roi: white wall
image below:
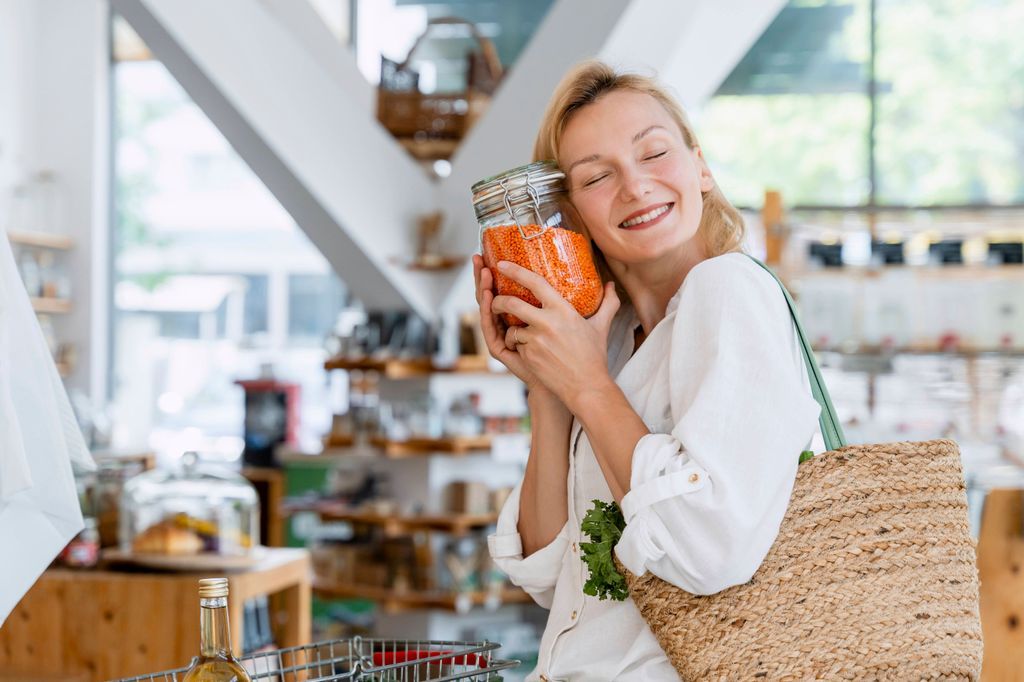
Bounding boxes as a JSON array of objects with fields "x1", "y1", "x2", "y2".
[
  {"x1": 0, "y1": 1, "x2": 37, "y2": 225},
  {"x1": 0, "y1": 0, "x2": 111, "y2": 404}
]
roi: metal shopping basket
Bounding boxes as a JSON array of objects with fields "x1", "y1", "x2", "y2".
[{"x1": 113, "y1": 636, "x2": 519, "y2": 681}]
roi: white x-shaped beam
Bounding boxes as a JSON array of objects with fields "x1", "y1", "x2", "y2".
[{"x1": 111, "y1": 0, "x2": 783, "y2": 321}]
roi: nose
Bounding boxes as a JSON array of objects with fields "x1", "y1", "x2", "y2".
[{"x1": 618, "y1": 164, "x2": 652, "y2": 202}]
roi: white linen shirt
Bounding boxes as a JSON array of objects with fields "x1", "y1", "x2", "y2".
[{"x1": 488, "y1": 253, "x2": 822, "y2": 681}]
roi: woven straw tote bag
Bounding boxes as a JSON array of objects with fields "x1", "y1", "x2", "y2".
[{"x1": 613, "y1": 257, "x2": 983, "y2": 680}]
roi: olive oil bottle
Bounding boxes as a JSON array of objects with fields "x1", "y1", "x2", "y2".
[{"x1": 181, "y1": 578, "x2": 252, "y2": 682}]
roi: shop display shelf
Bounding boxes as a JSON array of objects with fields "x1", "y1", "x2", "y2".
[
  {"x1": 323, "y1": 433, "x2": 356, "y2": 448},
  {"x1": 282, "y1": 501, "x2": 497, "y2": 536},
  {"x1": 369, "y1": 434, "x2": 492, "y2": 457},
  {"x1": 280, "y1": 435, "x2": 498, "y2": 463},
  {"x1": 30, "y1": 296, "x2": 71, "y2": 314},
  {"x1": 323, "y1": 354, "x2": 493, "y2": 377},
  {"x1": 312, "y1": 579, "x2": 532, "y2": 613},
  {"x1": 813, "y1": 343, "x2": 1024, "y2": 358},
  {"x1": 325, "y1": 355, "x2": 434, "y2": 378},
  {"x1": 6, "y1": 229, "x2": 74, "y2": 249}
]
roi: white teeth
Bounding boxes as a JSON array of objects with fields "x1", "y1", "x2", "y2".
[{"x1": 621, "y1": 204, "x2": 670, "y2": 228}]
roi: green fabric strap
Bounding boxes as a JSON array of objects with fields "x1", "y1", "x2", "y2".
[{"x1": 746, "y1": 256, "x2": 847, "y2": 451}]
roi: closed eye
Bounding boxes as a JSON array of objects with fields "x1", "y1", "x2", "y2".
[
  {"x1": 583, "y1": 173, "x2": 610, "y2": 187},
  {"x1": 644, "y1": 151, "x2": 668, "y2": 161}
]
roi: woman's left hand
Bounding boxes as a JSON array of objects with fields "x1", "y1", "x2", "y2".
[{"x1": 490, "y1": 260, "x2": 620, "y2": 413}]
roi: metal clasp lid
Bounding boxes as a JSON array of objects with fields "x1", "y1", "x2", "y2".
[
  {"x1": 499, "y1": 173, "x2": 546, "y2": 240},
  {"x1": 470, "y1": 160, "x2": 567, "y2": 241}
]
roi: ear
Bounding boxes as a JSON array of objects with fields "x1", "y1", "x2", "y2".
[{"x1": 693, "y1": 147, "x2": 716, "y2": 193}]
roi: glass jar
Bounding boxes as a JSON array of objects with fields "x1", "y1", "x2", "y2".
[
  {"x1": 94, "y1": 457, "x2": 149, "y2": 548},
  {"x1": 120, "y1": 452, "x2": 259, "y2": 556},
  {"x1": 471, "y1": 161, "x2": 603, "y2": 326}
]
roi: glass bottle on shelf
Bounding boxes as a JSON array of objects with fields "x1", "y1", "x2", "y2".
[{"x1": 181, "y1": 578, "x2": 252, "y2": 682}]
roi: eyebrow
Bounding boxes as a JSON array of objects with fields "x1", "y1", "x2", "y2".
[
  {"x1": 632, "y1": 125, "x2": 665, "y2": 143},
  {"x1": 565, "y1": 125, "x2": 669, "y2": 174}
]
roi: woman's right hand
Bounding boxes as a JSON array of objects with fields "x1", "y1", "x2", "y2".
[{"x1": 473, "y1": 254, "x2": 541, "y2": 390}]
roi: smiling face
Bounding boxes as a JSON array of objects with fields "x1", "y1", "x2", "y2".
[{"x1": 559, "y1": 90, "x2": 715, "y2": 271}]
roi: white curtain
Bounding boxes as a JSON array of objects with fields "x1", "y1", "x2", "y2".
[{"x1": 0, "y1": 235, "x2": 94, "y2": 624}]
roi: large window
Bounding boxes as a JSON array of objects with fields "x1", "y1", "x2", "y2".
[
  {"x1": 696, "y1": 0, "x2": 1024, "y2": 209},
  {"x1": 874, "y1": 0, "x2": 1024, "y2": 205},
  {"x1": 111, "y1": 18, "x2": 348, "y2": 462}
]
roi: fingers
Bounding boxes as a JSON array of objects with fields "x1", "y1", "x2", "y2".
[
  {"x1": 495, "y1": 261, "x2": 564, "y2": 310},
  {"x1": 491, "y1": 294, "x2": 544, "y2": 327},
  {"x1": 504, "y1": 325, "x2": 530, "y2": 351},
  {"x1": 591, "y1": 282, "x2": 621, "y2": 329},
  {"x1": 480, "y1": 289, "x2": 510, "y2": 359},
  {"x1": 473, "y1": 255, "x2": 482, "y2": 305},
  {"x1": 474, "y1": 255, "x2": 495, "y2": 308}
]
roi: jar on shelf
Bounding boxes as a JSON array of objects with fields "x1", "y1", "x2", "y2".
[
  {"x1": 7, "y1": 170, "x2": 68, "y2": 235},
  {"x1": 94, "y1": 456, "x2": 149, "y2": 547},
  {"x1": 471, "y1": 160, "x2": 603, "y2": 326},
  {"x1": 120, "y1": 451, "x2": 259, "y2": 556},
  {"x1": 58, "y1": 517, "x2": 100, "y2": 568}
]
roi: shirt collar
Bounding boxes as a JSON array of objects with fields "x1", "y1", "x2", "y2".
[{"x1": 664, "y1": 283, "x2": 686, "y2": 318}]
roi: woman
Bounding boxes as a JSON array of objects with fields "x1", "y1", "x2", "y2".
[{"x1": 474, "y1": 61, "x2": 821, "y2": 681}]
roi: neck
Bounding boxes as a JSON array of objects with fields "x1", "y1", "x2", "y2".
[
  {"x1": 611, "y1": 241, "x2": 708, "y2": 334},
  {"x1": 199, "y1": 597, "x2": 232, "y2": 657}
]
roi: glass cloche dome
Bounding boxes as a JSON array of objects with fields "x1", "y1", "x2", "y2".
[{"x1": 120, "y1": 451, "x2": 259, "y2": 556}]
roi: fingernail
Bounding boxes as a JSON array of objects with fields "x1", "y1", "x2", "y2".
[{"x1": 496, "y1": 261, "x2": 510, "y2": 271}]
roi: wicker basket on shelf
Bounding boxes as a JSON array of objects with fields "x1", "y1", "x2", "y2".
[{"x1": 377, "y1": 17, "x2": 503, "y2": 159}]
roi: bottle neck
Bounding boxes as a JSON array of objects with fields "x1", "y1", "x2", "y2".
[{"x1": 199, "y1": 596, "x2": 232, "y2": 657}]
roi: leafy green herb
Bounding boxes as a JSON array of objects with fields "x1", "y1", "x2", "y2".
[
  {"x1": 580, "y1": 499, "x2": 629, "y2": 601},
  {"x1": 799, "y1": 449, "x2": 815, "y2": 463}
]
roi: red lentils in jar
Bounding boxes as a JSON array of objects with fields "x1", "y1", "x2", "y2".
[{"x1": 472, "y1": 161, "x2": 603, "y2": 327}]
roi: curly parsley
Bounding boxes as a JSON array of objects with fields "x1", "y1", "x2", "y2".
[{"x1": 580, "y1": 499, "x2": 629, "y2": 601}]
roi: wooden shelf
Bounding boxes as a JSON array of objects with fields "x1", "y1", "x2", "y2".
[
  {"x1": 279, "y1": 435, "x2": 499, "y2": 463},
  {"x1": 398, "y1": 137, "x2": 460, "y2": 161},
  {"x1": 389, "y1": 254, "x2": 467, "y2": 271},
  {"x1": 323, "y1": 354, "x2": 494, "y2": 377},
  {"x1": 324, "y1": 355, "x2": 434, "y2": 378},
  {"x1": 283, "y1": 501, "x2": 497, "y2": 536},
  {"x1": 6, "y1": 230, "x2": 74, "y2": 250},
  {"x1": 312, "y1": 579, "x2": 531, "y2": 612},
  {"x1": 31, "y1": 297, "x2": 71, "y2": 314},
  {"x1": 369, "y1": 434, "x2": 492, "y2": 457}
]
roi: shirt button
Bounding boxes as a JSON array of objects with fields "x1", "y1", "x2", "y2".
[
  {"x1": 571, "y1": 542, "x2": 577, "y2": 553},
  {"x1": 540, "y1": 676, "x2": 549, "y2": 682},
  {"x1": 571, "y1": 610, "x2": 578, "y2": 620},
  {"x1": 688, "y1": 472, "x2": 700, "y2": 483}
]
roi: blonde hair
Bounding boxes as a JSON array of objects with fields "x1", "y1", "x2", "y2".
[{"x1": 533, "y1": 60, "x2": 745, "y2": 258}]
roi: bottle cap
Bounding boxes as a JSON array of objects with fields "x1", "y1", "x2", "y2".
[{"x1": 198, "y1": 578, "x2": 229, "y2": 598}]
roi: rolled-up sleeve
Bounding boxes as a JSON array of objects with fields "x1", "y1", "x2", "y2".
[
  {"x1": 488, "y1": 479, "x2": 568, "y2": 608},
  {"x1": 613, "y1": 257, "x2": 821, "y2": 596}
]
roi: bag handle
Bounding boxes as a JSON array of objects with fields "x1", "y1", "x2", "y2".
[
  {"x1": 746, "y1": 256, "x2": 847, "y2": 451},
  {"x1": 398, "y1": 17, "x2": 504, "y2": 83}
]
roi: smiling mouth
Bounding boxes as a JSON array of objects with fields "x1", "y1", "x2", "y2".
[{"x1": 619, "y1": 203, "x2": 673, "y2": 230}]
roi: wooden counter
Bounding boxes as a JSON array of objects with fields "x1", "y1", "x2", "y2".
[
  {"x1": 978, "y1": 489, "x2": 1024, "y2": 681},
  {"x1": 0, "y1": 548, "x2": 310, "y2": 681}
]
